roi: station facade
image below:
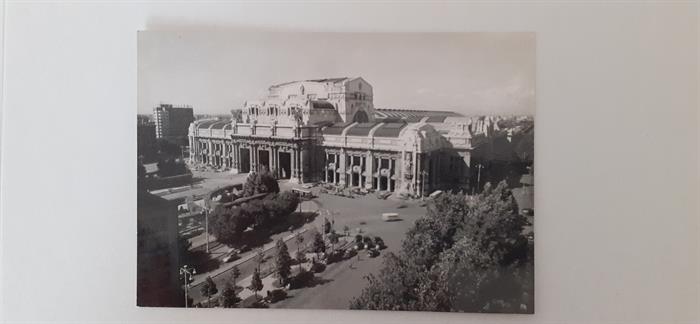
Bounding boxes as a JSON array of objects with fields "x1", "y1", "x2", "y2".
[{"x1": 188, "y1": 77, "x2": 497, "y2": 196}]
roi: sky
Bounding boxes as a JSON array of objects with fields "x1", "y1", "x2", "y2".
[{"x1": 138, "y1": 31, "x2": 535, "y2": 116}]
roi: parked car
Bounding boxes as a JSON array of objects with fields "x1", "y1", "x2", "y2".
[
  {"x1": 381, "y1": 212, "x2": 400, "y2": 221},
  {"x1": 343, "y1": 248, "x2": 357, "y2": 259},
  {"x1": 377, "y1": 191, "x2": 391, "y2": 200},
  {"x1": 367, "y1": 249, "x2": 380, "y2": 258},
  {"x1": 289, "y1": 270, "x2": 314, "y2": 289},
  {"x1": 374, "y1": 237, "x2": 386, "y2": 249},
  {"x1": 326, "y1": 250, "x2": 344, "y2": 264},
  {"x1": 222, "y1": 252, "x2": 239, "y2": 263}
]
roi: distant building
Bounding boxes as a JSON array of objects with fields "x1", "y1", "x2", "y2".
[
  {"x1": 153, "y1": 104, "x2": 195, "y2": 144},
  {"x1": 137, "y1": 117, "x2": 157, "y2": 160}
]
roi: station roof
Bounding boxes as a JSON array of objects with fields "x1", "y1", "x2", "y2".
[
  {"x1": 372, "y1": 122, "x2": 407, "y2": 138},
  {"x1": 197, "y1": 119, "x2": 232, "y2": 130},
  {"x1": 375, "y1": 108, "x2": 462, "y2": 122},
  {"x1": 322, "y1": 122, "x2": 353, "y2": 135},
  {"x1": 311, "y1": 101, "x2": 335, "y2": 110},
  {"x1": 346, "y1": 122, "x2": 380, "y2": 136}
]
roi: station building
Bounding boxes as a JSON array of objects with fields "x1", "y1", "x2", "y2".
[{"x1": 188, "y1": 77, "x2": 501, "y2": 196}]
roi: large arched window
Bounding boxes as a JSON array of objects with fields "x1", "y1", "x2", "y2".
[{"x1": 353, "y1": 110, "x2": 369, "y2": 123}]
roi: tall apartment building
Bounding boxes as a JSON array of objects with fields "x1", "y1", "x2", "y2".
[{"x1": 153, "y1": 104, "x2": 195, "y2": 143}]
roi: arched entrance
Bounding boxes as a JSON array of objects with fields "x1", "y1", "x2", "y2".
[{"x1": 353, "y1": 110, "x2": 369, "y2": 123}]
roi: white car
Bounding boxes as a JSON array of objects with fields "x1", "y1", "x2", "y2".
[{"x1": 222, "y1": 252, "x2": 238, "y2": 263}]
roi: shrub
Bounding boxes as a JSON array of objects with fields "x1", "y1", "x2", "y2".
[
  {"x1": 310, "y1": 261, "x2": 326, "y2": 273},
  {"x1": 266, "y1": 289, "x2": 288, "y2": 303}
]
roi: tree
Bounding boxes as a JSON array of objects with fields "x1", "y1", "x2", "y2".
[
  {"x1": 208, "y1": 205, "x2": 254, "y2": 244},
  {"x1": 328, "y1": 231, "x2": 339, "y2": 253},
  {"x1": 230, "y1": 265, "x2": 241, "y2": 288},
  {"x1": 242, "y1": 171, "x2": 280, "y2": 197},
  {"x1": 157, "y1": 157, "x2": 190, "y2": 177},
  {"x1": 351, "y1": 181, "x2": 531, "y2": 312},
  {"x1": 255, "y1": 249, "x2": 265, "y2": 270},
  {"x1": 248, "y1": 268, "x2": 264, "y2": 300},
  {"x1": 343, "y1": 225, "x2": 350, "y2": 237},
  {"x1": 219, "y1": 282, "x2": 239, "y2": 308},
  {"x1": 311, "y1": 230, "x2": 325, "y2": 257},
  {"x1": 274, "y1": 239, "x2": 292, "y2": 285},
  {"x1": 200, "y1": 276, "x2": 218, "y2": 307},
  {"x1": 324, "y1": 218, "x2": 332, "y2": 234},
  {"x1": 295, "y1": 233, "x2": 305, "y2": 271}
]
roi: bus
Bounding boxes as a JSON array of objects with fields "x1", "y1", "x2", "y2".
[
  {"x1": 381, "y1": 212, "x2": 400, "y2": 222},
  {"x1": 292, "y1": 188, "x2": 313, "y2": 200}
]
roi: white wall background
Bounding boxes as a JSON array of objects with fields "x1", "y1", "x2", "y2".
[{"x1": 1, "y1": 1, "x2": 698, "y2": 323}]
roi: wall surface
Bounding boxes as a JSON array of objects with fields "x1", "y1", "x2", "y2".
[{"x1": 1, "y1": 1, "x2": 698, "y2": 323}]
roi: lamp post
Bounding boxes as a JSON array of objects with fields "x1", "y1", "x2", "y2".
[
  {"x1": 420, "y1": 170, "x2": 428, "y2": 199},
  {"x1": 203, "y1": 197, "x2": 212, "y2": 253},
  {"x1": 473, "y1": 163, "x2": 484, "y2": 195},
  {"x1": 179, "y1": 265, "x2": 196, "y2": 308}
]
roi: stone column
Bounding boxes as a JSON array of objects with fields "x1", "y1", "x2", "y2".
[
  {"x1": 375, "y1": 158, "x2": 382, "y2": 190},
  {"x1": 412, "y1": 150, "x2": 418, "y2": 195},
  {"x1": 365, "y1": 152, "x2": 374, "y2": 190},
  {"x1": 231, "y1": 143, "x2": 238, "y2": 173},
  {"x1": 417, "y1": 153, "x2": 422, "y2": 196},
  {"x1": 290, "y1": 148, "x2": 298, "y2": 182},
  {"x1": 299, "y1": 147, "x2": 306, "y2": 183},
  {"x1": 271, "y1": 147, "x2": 277, "y2": 178},
  {"x1": 388, "y1": 158, "x2": 394, "y2": 192},
  {"x1": 335, "y1": 154, "x2": 339, "y2": 184},
  {"x1": 323, "y1": 152, "x2": 328, "y2": 183},
  {"x1": 338, "y1": 149, "x2": 346, "y2": 187},
  {"x1": 249, "y1": 145, "x2": 256, "y2": 173}
]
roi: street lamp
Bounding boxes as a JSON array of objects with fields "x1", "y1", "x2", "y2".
[
  {"x1": 202, "y1": 196, "x2": 215, "y2": 254},
  {"x1": 179, "y1": 265, "x2": 196, "y2": 308},
  {"x1": 419, "y1": 170, "x2": 428, "y2": 199},
  {"x1": 474, "y1": 163, "x2": 484, "y2": 195}
]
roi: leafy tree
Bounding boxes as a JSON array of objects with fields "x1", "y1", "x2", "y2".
[
  {"x1": 295, "y1": 233, "x2": 305, "y2": 271},
  {"x1": 219, "y1": 282, "x2": 239, "y2": 308},
  {"x1": 157, "y1": 157, "x2": 190, "y2": 177},
  {"x1": 200, "y1": 276, "x2": 218, "y2": 307},
  {"x1": 514, "y1": 130, "x2": 534, "y2": 163},
  {"x1": 248, "y1": 268, "x2": 264, "y2": 300},
  {"x1": 230, "y1": 265, "x2": 241, "y2": 288},
  {"x1": 255, "y1": 249, "x2": 265, "y2": 271},
  {"x1": 351, "y1": 181, "x2": 531, "y2": 312},
  {"x1": 208, "y1": 205, "x2": 254, "y2": 244},
  {"x1": 274, "y1": 239, "x2": 292, "y2": 285},
  {"x1": 242, "y1": 171, "x2": 280, "y2": 197},
  {"x1": 328, "y1": 231, "x2": 339, "y2": 253},
  {"x1": 343, "y1": 225, "x2": 350, "y2": 237},
  {"x1": 324, "y1": 218, "x2": 332, "y2": 234},
  {"x1": 311, "y1": 230, "x2": 325, "y2": 257}
]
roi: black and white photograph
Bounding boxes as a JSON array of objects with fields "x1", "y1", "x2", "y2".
[{"x1": 137, "y1": 31, "x2": 535, "y2": 313}]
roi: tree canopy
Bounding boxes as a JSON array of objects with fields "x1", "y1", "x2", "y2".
[
  {"x1": 350, "y1": 181, "x2": 532, "y2": 313},
  {"x1": 274, "y1": 239, "x2": 292, "y2": 285},
  {"x1": 208, "y1": 191, "x2": 299, "y2": 246},
  {"x1": 242, "y1": 171, "x2": 280, "y2": 197},
  {"x1": 200, "y1": 276, "x2": 218, "y2": 306},
  {"x1": 219, "y1": 282, "x2": 239, "y2": 308},
  {"x1": 248, "y1": 268, "x2": 264, "y2": 299}
]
